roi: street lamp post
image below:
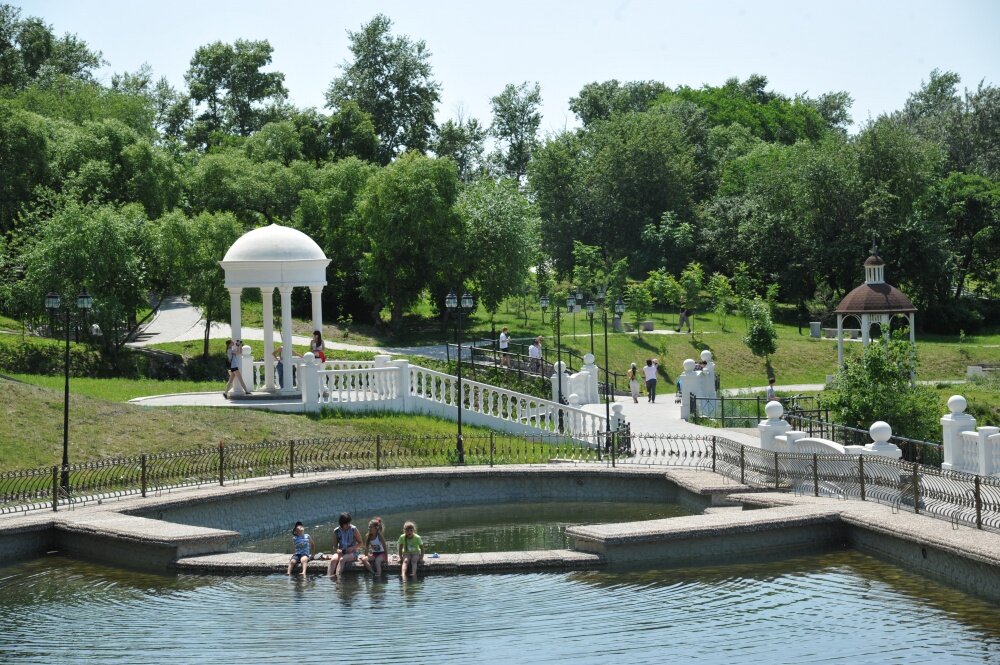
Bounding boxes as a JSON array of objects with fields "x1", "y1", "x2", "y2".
[
  {"x1": 609, "y1": 296, "x2": 625, "y2": 454},
  {"x1": 446, "y1": 290, "x2": 474, "y2": 464},
  {"x1": 586, "y1": 299, "x2": 595, "y2": 356},
  {"x1": 540, "y1": 295, "x2": 549, "y2": 325},
  {"x1": 569, "y1": 286, "x2": 577, "y2": 339},
  {"x1": 555, "y1": 303, "x2": 564, "y2": 433},
  {"x1": 46, "y1": 288, "x2": 93, "y2": 493},
  {"x1": 444, "y1": 291, "x2": 474, "y2": 464}
]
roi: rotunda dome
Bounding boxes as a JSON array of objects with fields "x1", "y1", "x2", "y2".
[{"x1": 223, "y1": 224, "x2": 326, "y2": 263}]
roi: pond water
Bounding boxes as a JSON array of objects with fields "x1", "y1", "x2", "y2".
[
  {"x1": 1, "y1": 550, "x2": 998, "y2": 664},
  {"x1": 242, "y1": 501, "x2": 695, "y2": 554}
]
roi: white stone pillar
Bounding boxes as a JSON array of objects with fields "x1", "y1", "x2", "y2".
[
  {"x1": 568, "y1": 393, "x2": 582, "y2": 435},
  {"x1": 300, "y1": 352, "x2": 320, "y2": 412},
  {"x1": 941, "y1": 395, "x2": 976, "y2": 472},
  {"x1": 550, "y1": 361, "x2": 566, "y2": 404},
  {"x1": 309, "y1": 285, "x2": 324, "y2": 337},
  {"x1": 228, "y1": 287, "x2": 243, "y2": 341},
  {"x1": 837, "y1": 314, "x2": 844, "y2": 367},
  {"x1": 758, "y1": 400, "x2": 791, "y2": 452},
  {"x1": 861, "y1": 313, "x2": 870, "y2": 347},
  {"x1": 582, "y1": 353, "x2": 599, "y2": 404},
  {"x1": 864, "y1": 421, "x2": 902, "y2": 459},
  {"x1": 680, "y1": 359, "x2": 698, "y2": 420},
  {"x1": 392, "y1": 359, "x2": 410, "y2": 410},
  {"x1": 975, "y1": 426, "x2": 1000, "y2": 476},
  {"x1": 279, "y1": 286, "x2": 294, "y2": 393},
  {"x1": 261, "y1": 286, "x2": 275, "y2": 391},
  {"x1": 611, "y1": 403, "x2": 624, "y2": 432}
]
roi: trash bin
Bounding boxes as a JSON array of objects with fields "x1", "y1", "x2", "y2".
[{"x1": 809, "y1": 321, "x2": 822, "y2": 338}]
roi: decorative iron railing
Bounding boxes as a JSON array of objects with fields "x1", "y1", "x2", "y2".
[
  {"x1": 2, "y1": 433, "x2": 995, "y2": 534},
  {"x1": 690, "y1": 395, "x2": 825, "y2": 427}
]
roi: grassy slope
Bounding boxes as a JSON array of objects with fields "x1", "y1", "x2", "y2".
[{"x1": 0, "y1": 377, "x2": 493, "y2": 470}]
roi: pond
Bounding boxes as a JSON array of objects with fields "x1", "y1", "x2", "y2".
[
  {"x1": 241, "y1": 500, "x2": 694, "y2": 554},
  {"x1": 1, "y1": 550, "x2": 998, "y2": 663}
]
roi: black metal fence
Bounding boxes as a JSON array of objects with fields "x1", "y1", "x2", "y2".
[
  {"x1": 0, "y1": 431, "x2": 635, "y2": 515},
  {"x1": 3, "y1": 432, "x2": 994, "y2": 534},
  {"x1": 690, "y1": 395, "x2": 825, "y2": 427}
]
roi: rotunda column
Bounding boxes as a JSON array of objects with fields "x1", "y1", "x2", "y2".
[
  {"x1": 261, "y1": 286, "x2": 275, "y2": 391},
  {"x1": 309, "y1": 284, "x2": 324, "y2": 338},
  {"x1": 861, "y1": 314, "x2": 870, "y2": 347},
  {"x1": 279, "y1": 286, "x2": 294, "y2": 392},
  {"x1": 228, "y1": 287, "x2": 243, "y2": 342},
  {"x1": 837, "y1": 314, "x2": 844, "y2": 368}
]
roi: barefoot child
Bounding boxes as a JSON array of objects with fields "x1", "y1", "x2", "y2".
[
  {"x1": 359, "y1": 517, "x2": 388, "y2": 576},
  {"x1": 287, "y1": 521, "x2": 312, "y2": 576},
  {"x1": 327, "y1": 512, "x2": 363, "y2": 578},
  {"x1": 397, "y1": 521, "x2": 424, "y2": 578}
]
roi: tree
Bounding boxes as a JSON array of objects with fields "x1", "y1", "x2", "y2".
[
  {"x1": 326, "y1": 100, "x2": 379, "y2": 162},
  {"x1": 0, "y1": 5, "x2": 103, "y2": 89},
  {"x1": 707, "y1": 273, "x2": 734, "y2": 330},
  {"x1": 489, "y1": 81, "x2": 541, "y2": 180},
  {"x1": 679, "y1": 261, "x2": 704, "y2": 311},
  {"x1": 186, "y1": 212, "x2": 244, "y2": 357},
  {"x1": 457, "y1": 177, "x2": 540, "y2": 319},
  {"x1": 0, "y1": 103, "x2": 50, "y2": 234},
  {"x1": 185, "y1": 39, "x2": 287, "y2": 143},
  {"x1": 625, "y1": 283, "x2": 653, "y2": 337},
  {"x1": 645, "y1": 269, "x2": 683, "y2": 323},
  {"x1": 19, "y1": 201, "x2": 150, "y2": 353},
  {"x1": 568, "y1": 79, "x2": 668, "y2": 126},
  {"x1": 433, "y1": 113, "x2": 487, "y2": 182},
  {"x1": 356, "y1": 152, "x2": 460, "y2": 330},
  {"x1": 742, "y1": 297, "x2": 777, "y2": 360},
  {"x1": 825, "y1": 337, "x2": 940, "y2": 441},
  {"x1": 325, "y1": 14, "x2": 440, "y2": 165}
]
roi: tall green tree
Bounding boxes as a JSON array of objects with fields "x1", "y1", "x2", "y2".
[
  {"x1": 568, "y1": 79, "x2": 668, "y2": 126},
  {"x1": 457, "y1": 177, "x2": 540, "y2": 319},
  {"x1": 490, "y1": 81, "x2": 541, "y2": 180},
  {"x1": 185, "y1": 39, "x2": 287, "y2": 144},
  {"x1": 325, "y1": 14, "x2": 440, "y2": 165},
  {"x1": 433, "y1": 113, "x2": 487, "y2": 182},
  {"x1": 356, "y1": 152, "x2": 460, "y2": 329}
]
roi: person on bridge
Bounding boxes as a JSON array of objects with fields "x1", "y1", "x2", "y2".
[
  {"x1": 643, "y1": 358, "x2": 659, "y2": 403},
  {"x1": 499, "y1": 326, "x2": 511, "y2": 367},
  {"x1": 529, "y1": 336, "x2": 543, "y2": 374},
  {"x1": 627, "y1": 363, "x2": 640, "y2": 403}
]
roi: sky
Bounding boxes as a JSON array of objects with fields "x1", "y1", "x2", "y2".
[{"x1": 12, "y1": 0, "x2": 1000, "y2": 134}]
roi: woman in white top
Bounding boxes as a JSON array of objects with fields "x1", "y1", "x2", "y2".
[{"x1": 627, "y1": 363, "x2": 640, "y2": 403}]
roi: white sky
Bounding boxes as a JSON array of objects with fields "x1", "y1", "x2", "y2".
[{"x1": 13, "y1": 0, "x2": 1000, "y2": 134}]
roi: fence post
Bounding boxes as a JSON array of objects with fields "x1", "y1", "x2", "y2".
[
  {"x1": 740, "y1": 445, "x2": 746, "y2": 484},
  {"x1": 490, "y1": 432, "x2": 495, "y2": 468},
  {"x1": 756, "y1": 396, "x2": 761, "y2": 419},
  {"x1": 611, "y1": 429, "x2": 617, "y2": 468},
  {"x1": 289, "y1": 441, "x2": 295, "y2": 478},
  {"x1": 141, "y1": 454, "x2": 147, "y2": 498},
  {"x1": 376, "y1": 436, "x2": 382, "y2": 471},
  {"x1": 774, "y1": 451, "x2": 780, "y2": 490},
  {"x1": 720, "y1": 395, "x2": 726, "y2": 427},
  {"x1": 711, "y1": 436, "x2": 717, "y2": 472},
  {"x1": 859, "y1": 455, "x2": 865, "y2": 501},
  {"x1": 218, "y1": 441, "x2": 225, "y2": 486},
  {"x1": 912, "y1": 463, "x2": 920, "y2": 514},
  {"x1": 813, "y1": 453, "x2": 819, "y2": 497},
  {"x1": 51, "y1": 466, "x2": 58, "y2": 512},
  {"x1": 974, "y1": 475, "x2": 982, "y2": 530}
]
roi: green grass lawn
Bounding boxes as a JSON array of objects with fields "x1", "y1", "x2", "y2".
[{"x1": 0, "y1": 376, "x2": 500, "y2": 470}]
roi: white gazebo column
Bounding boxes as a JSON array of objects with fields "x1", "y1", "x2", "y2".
[
  {"x1": 861, "y1": 313, "x2": 870, "y2": 347},
  {"x1": 837, "y1": 314, "x2": 844, "y2": 367},
  {"x1": 261, "y1": 286, "x2": 275, "y2": 391},
  {"x1": 279, "y1": 286, "x2": 294, "y2": 393},
  {"x1": 909, "y1": 313, "x2": 915, "y2": 344},
  {"x1": 228, "y1": 287, "x2": 243, "y2": 342},
  {"x1": 309, "y1": 285, "x2": 324, "y2": 337}
]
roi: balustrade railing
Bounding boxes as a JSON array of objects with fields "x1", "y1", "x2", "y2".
[{"x1": 784, "y1": 414, "x2": 943, "y2": 466}]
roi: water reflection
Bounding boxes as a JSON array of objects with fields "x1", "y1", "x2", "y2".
[
  {"x1": 0, "y1": 551, "x2": 997, "y2": 664},
  {"x1": 243, "y1": 501, "x2": 693, "y2": 554}
]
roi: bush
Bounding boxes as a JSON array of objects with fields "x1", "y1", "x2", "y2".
[
  {"x1": 0, "y1": 335, "x2": 146, "y2": 378},
  {"x1": 742, "y1": 298, "x2": 777, "y2": 359}
]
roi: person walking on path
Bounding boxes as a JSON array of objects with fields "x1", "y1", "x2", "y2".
[
  {"x1": 499, "y1": 327, "x2": 511, "y2": 367},
  {"x1": 223, "y1": 339, "x2": 251, "y2": 398},
  {"x1": 766, "y1": 377, "x2": 777, "y2": 402},
  {"x1": 643, "y1": 358, "x2": 659, "y2": 403},
  {"x1": 676, "y1": 307, "x2": 692, "y2": 333},
  {"x1": 529, "y1": 336, "x2": 543, "y2": 374},
  {"x1": 627, "y1": 363, "x2": 641, "y2": 403}
]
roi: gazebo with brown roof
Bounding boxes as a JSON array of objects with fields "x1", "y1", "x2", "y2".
[{"x1": 833, "y1": 248, "x2": 916, "y2": 367}]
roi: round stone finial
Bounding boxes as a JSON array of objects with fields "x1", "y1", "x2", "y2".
[
  {"x1": 700, "y1": 350, "x2": 713, "y2": 362},
  {"x1": 683, "y1": 359, "x2": 697, "y2": 372},
  {"x1": 947, "y1": 395, "x2": 967, "y2": 415},
  {"x1": 583, "y1": 353, "x2": 595, "y2": 364},
  {"x1": 764, "y1": 400, "x2": 784, "y2": 419},
  {"x1": 869, "y1": 421, "x2": 892, "y2": 443},
  {"x1": 303, "y1": 351, "x2": 315, "y2": 363},
  {"x1": 611, "y1": 403, "x2": 623, "y2": 415}
]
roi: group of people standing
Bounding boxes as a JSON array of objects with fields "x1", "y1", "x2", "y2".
[
  {"x1": 223, "y1": 331, "x2": 328, "y2": 395},
  {"x1": 287, "y1": 512, "x2": 425, "y2": 580},
  {"x1": 627, "y1": 358, "x2": 660, "y2": 403}
]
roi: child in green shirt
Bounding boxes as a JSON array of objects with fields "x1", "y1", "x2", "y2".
[{"x1": 397, "y1": 521, "x2": 424, "y2": 578}]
